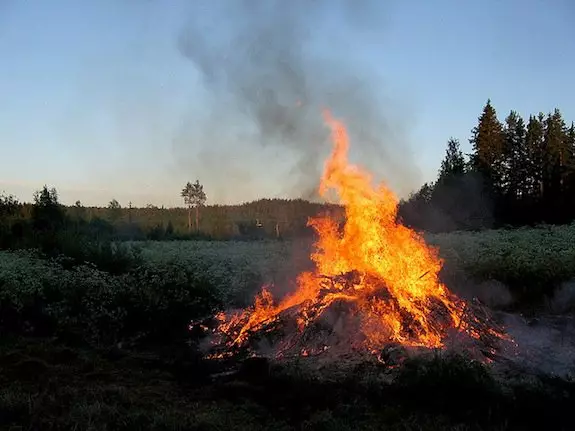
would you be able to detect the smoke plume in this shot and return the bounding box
[174,0,419,203]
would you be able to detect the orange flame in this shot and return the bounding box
[210,110,504,357]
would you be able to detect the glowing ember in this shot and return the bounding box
[198,110,507,360]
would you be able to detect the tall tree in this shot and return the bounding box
[542,109,567,220]
[525,114,545,200]
[181,180,207,233]
[565,122,575,217]
[436,137,466,186]
[31,186,66,252]
[470,100,506,193]
[503,111,528,200]
[432,137,465,219]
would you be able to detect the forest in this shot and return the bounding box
[2,99,574,247]
[399,100,575,231]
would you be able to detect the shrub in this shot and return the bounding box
[0,251,223,346]
[55,234,143,275]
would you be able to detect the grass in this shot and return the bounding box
[0,338,573,430]
[1,225,575,429]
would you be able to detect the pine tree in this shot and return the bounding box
[469,100,505,195]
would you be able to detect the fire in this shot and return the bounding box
[201,110,506,359]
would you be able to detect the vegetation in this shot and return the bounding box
[181,179,207,233]
[1,234,575,429]
[398,100,575,231]
[3,100,575,242]
[2,100,575,429]
[1,188,344,244]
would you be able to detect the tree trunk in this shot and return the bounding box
[187,207,192,233]
[195,206,200,233]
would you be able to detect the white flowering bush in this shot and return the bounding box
[0,250,124,340]
[136,240,296,305]
[426,224,575,299]
[2,225,574,346]
[0,249,222,345]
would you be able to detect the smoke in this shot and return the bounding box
[499,313,575,378]
[442,271,575,378]
[174,0,419,203]
[398,172,496,233]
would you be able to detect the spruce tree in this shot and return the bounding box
[436,137,466,186]
[525,114,545,200]
[503,111,528,200]
[542,109,567,220]
[469,100,505,195]
[432,137,466,226]
[565,123,575,217]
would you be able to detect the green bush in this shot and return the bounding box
[55,234,143,275]
[0,251,223,346]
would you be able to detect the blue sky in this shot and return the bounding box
[0,0,573,207]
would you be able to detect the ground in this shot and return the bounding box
[1,225,575,430]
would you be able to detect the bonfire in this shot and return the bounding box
[192,110,508,364]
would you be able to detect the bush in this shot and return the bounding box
[116,264,223,344]
[0,251,223,346]
[55,234,143,275]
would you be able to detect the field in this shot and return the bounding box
[1,224,575,429]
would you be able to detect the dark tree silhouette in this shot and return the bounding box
[470,100,505,197]
[525,114,545,202]
[399,100,575,231]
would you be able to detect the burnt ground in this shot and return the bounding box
[1,333,574,431]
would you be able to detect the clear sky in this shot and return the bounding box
[0,0,573,207]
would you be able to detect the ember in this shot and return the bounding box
[192,110,509,362]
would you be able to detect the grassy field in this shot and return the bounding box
[1,225,575,429]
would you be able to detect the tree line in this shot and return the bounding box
[3,99,573,247]
[398,100,575,232]
[0,184,343,249]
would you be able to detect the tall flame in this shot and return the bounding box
[207,110,503,358]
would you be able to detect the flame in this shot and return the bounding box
[205,110,506,358]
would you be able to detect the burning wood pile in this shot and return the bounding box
[192,270,507,365]
[190,110,510,366]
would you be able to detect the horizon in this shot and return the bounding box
[1,0,574,207]
[4,191,336,209]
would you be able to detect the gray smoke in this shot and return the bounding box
[174,0,419,203]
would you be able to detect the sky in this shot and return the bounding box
[0,0,573,207]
